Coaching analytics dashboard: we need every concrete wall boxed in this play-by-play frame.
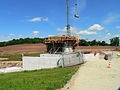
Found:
[40,54,61,57]
[23,52,84,70]
[23,56,60,70]
[62,53,84,67]
[83,53,99,61]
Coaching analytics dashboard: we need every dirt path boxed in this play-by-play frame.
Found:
[62,57,120,90]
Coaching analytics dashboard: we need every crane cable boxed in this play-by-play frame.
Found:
[74,0,80,18]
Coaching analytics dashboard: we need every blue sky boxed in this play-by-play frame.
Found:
[0,0,120,43]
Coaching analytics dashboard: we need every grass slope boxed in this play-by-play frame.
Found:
[0,53,22,61]
[0,66,78,90]
[0,52,45,61]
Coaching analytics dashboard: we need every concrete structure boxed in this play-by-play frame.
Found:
[83,53,100,61]
[44,36,79,53]
[23,52,84,70]
[23,55,60,70]
[61,52,84,67]
[0,67,22,74]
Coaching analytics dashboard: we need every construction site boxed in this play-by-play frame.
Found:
[0,0,120,90]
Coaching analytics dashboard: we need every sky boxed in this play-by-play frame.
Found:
[0,0,120,43]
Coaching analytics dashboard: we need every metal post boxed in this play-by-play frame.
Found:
[62,53,64,67]
[66,0,71,36]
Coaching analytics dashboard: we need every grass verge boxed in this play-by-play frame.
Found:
[0,53,22,61]
[0,52,45,61]
[0,66,79,90]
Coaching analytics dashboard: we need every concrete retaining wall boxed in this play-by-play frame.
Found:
[83,53,99,61]
[62,53,84,67]
[23,52,84,70]
[40,54,61,57]
[23,56,60,70]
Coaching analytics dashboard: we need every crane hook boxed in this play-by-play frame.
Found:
[74,1,80,18]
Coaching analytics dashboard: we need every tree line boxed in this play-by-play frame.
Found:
[79,39,109,46]
[79,37,119,46]
[0,37,119,47]
[0,38,44,47]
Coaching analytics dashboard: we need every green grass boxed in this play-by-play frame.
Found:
[0,52,46,61]
[0,53,22,61]
[0,66,79,90]
[23,52,45,57]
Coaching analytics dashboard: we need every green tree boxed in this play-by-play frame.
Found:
[90,40,97,46]
[110,37,119,46]
[79,39,89,46]
[101,41,106,46]
[79,39,109,46]
[0,38,44,47]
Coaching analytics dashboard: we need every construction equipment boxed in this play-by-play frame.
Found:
[45,36,80,53]
[74,0,80,18]
[66,0,71,36]
[45,0,80,53]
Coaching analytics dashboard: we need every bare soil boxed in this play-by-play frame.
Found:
[0,44,47,53]
[0,44,119,70]
[75,46,120,52]
[0,58,9,60]
[0,44,119,53]
[0,61,22,69]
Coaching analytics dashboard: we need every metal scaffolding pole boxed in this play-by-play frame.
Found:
[66,0,71,36]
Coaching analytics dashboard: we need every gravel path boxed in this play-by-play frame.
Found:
[62,57,120,90]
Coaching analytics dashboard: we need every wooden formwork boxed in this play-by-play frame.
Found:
[44,36,80,53]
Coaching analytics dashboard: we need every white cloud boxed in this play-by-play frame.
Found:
[0,36,10,41]
[103,33,112,40]
[78,30,97,35]
[9,34,15,36]
[106,33,120,38]
[88,24,104,31]
[27,17,48,22]
[105,33,119,39]
[0,34,25,42]
[103,13,120,24]
[106,33,111,36]
[78,24,104,35]
[113,35,120,37]
[57,24,104,35]
[31,31,40,36]
[48,34,54,37]
[0,34,16,41]
[99,33,120,41]
[18,35,23,38]
[116,26,120,28]
[7,34,16,39]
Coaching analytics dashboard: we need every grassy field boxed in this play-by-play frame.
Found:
[0,53,22,61]
[0,52,45,61]
[0,66,78,90]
